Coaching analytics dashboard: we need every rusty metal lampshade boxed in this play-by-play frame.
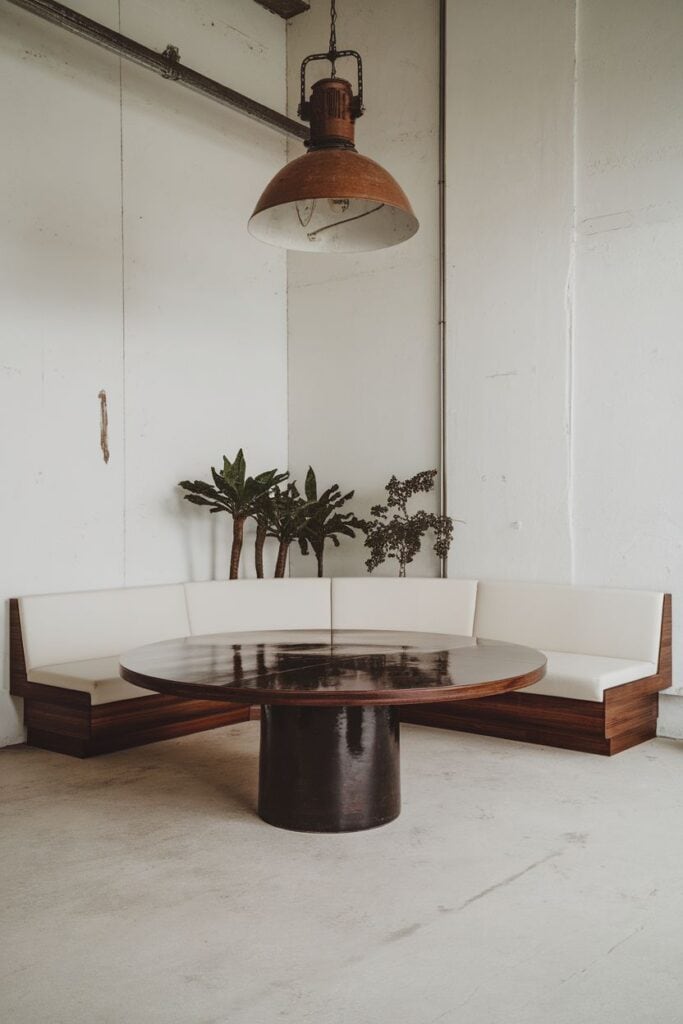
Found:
[249,67,418,253]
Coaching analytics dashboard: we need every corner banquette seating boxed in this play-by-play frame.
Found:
[10,578,670,758]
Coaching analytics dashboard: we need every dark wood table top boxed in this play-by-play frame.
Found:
[120,630,546,707]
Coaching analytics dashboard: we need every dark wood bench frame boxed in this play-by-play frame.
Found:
[9,599,250,757]
[403,595,672,755]
[10,594,671,758]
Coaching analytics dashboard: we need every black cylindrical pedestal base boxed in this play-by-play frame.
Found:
[258,705,401,833]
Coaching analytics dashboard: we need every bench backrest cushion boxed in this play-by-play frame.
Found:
[474,581,664,664]
[19,584,190,670]
[184,579,331,635]
[331,578,478,636]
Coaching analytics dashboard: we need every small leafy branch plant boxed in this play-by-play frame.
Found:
[297,468,358,577]
[357,469,454,577]
[180,450,287,579]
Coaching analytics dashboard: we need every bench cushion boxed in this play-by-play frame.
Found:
[522,651,657,702]
[19,585,190,670]
[474,582,663,665]
[28,657,153,705]
[184,579,331,635]
[331,578,478,635]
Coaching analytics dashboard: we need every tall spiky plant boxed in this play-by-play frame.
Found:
[297,467,358,577]
[253,490,284,579]
[265,482,313,578]
[180,450,287,579]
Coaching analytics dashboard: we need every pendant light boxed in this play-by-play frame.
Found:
[248,0,418,253]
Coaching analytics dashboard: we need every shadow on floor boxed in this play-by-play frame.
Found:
[3,723,261,822]
[129,730,260,816]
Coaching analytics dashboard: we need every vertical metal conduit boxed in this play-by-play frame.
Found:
[438,0,448,578]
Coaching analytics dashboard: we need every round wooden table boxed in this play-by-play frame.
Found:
[120,630,546,833]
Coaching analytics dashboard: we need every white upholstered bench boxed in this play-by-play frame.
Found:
[9,578,670,757]
[9,580,329,756]
[402,581,671,754]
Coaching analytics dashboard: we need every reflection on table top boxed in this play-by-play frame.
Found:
[120,630,547,707]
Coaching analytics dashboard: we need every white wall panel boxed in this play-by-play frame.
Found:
[119,0,288,586]
[286,0,441,578]
[572,0,683,689]
[0,0,288,745]
[445,0,576,583]
[0,1,123,745]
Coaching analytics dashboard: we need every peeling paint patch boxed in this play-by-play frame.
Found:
[98,390,110,464]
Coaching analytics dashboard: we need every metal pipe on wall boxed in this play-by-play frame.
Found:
[438,0,448,578]
[3,0,309,141]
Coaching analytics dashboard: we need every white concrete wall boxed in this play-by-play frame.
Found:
[0,0,288,746]
[3,0,682,746]
[445,0,683,704]
[286,0,441,578]
[445,0,576,582]
[572,0,683,693]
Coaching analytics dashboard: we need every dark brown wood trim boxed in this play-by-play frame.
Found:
[9,597,29,697]
[120,644,548,707]
[25,728,92,758]
[12,676,91,708]
[657,593,672,686]
[402,702,612,755]
[402,673,662,757]
[402,677,663,757]
[23,691,250,758]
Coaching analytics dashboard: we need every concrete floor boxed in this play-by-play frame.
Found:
[1,724,682,1024]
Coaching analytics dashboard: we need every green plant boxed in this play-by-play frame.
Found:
[357,469,454,577]
[297,467,358,577]
[252,493,274,579]
[179,450,287,579]
[266,482,314,578]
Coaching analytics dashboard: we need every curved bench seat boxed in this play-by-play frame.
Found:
[9,577,671,757]
[28,657,148,705]
[523,651,657,702]
[330,578,478,635]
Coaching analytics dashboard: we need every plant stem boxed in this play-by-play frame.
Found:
[274,540,289,578]
[254,522,267,579]
[316,549,324,578]
[230,516,246,579]
[399,536,407,577]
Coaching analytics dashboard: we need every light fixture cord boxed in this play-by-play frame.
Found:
[329,0,338,77]
[307,203,385,241]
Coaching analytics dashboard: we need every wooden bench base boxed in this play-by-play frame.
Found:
[403,594,671,756]
[20,682,249,758]
[402,677,661,755]
[17,685,660,758]
[9,599,250,758]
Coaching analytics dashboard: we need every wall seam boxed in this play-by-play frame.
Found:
[118,0,127,587]
[565,0,579,586]
[438,0,447,579]
[285,14,291,577]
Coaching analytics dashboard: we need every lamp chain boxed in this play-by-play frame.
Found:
[329,0,338,77]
